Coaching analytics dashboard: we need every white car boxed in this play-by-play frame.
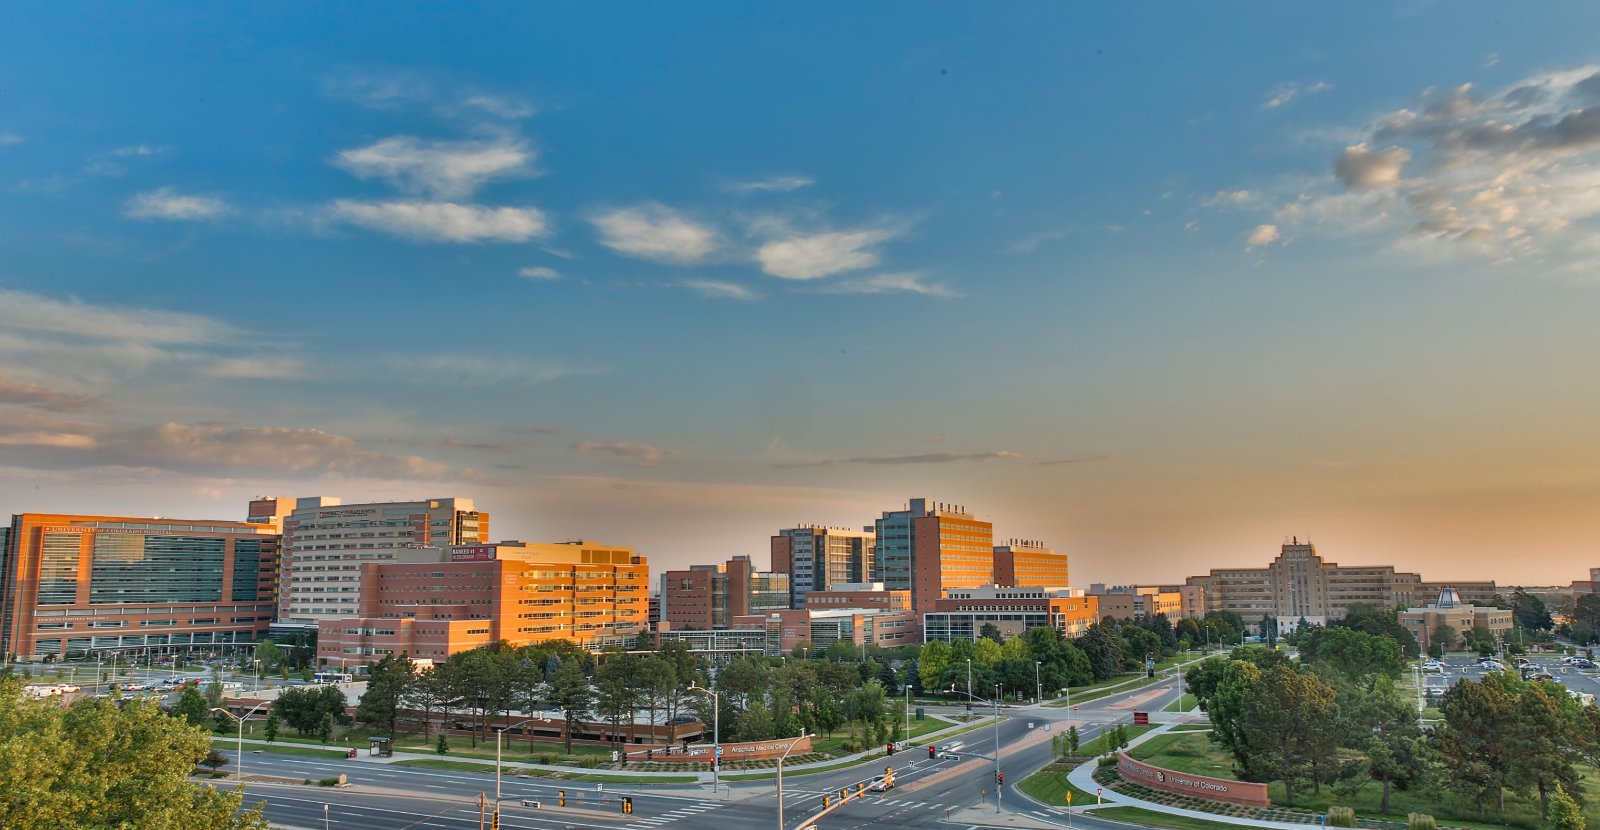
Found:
[868,776,893,793]
[1422,661,1444,672]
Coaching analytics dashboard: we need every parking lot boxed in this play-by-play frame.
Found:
[1420,654,1600,702]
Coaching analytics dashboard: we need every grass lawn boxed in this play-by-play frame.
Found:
[390,733,611,762]
[1126,730,1600,830]
[216,741,351,760]
[811,713,952,756]
[391,759,695,783]
[1163,693,1197,712]
[1096,806,1261,830]
[1018,763,1106,808]
[1077,723,1155,756]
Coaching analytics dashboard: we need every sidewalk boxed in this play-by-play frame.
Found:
[1059,721,1328,830]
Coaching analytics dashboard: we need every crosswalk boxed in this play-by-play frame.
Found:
[779,791,950,812]
[622,800,722,829]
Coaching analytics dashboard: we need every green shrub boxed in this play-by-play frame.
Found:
[1408,813,1437,830]
[1327,806,1356,827]
[1097,755,1118,768]
[538,754,557,765]
[318,777,341,787]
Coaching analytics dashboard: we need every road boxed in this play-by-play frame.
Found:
[219,670,1191,830]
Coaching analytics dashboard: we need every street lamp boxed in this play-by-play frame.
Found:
[210,701,271,783]
[495,717,542,822]
[966,658,973,712]
[774,731,812,830]
[1034,661,1042,705]
[686,684,721,790]
[322,803,329,830]
[992,683,1003,813]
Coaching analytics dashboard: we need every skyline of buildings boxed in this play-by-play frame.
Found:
[1,493,1594,663]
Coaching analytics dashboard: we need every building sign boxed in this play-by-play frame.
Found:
[451,546,496,562]
[679,736,812,760]
[42,526,157,535]
[1116,753,1270,807]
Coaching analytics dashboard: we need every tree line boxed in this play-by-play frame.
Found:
[1187,606,1600,822]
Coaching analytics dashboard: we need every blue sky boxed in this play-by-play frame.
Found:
[4,2,1600,585]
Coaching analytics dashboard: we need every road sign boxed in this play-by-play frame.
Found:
[714,746,723,757]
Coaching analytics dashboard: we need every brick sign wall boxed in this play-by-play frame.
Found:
[1116,752,1270,807]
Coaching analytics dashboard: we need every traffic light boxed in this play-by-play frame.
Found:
[886,742,894,755]
[490,815,499,830]
[839,788,848,801]
[622,797,633,814]
[857,783,865,797]
[647,748,653,761]
[928,746,936,759]
[996,772,1004,785]
[823,795,831,808]
[558,790,566,807]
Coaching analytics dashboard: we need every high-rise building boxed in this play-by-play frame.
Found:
[770,526,875,608]
[315,539,647,664]
[992,539,1068,587]
[0,512,279,660]
[872,498,994,610]
[660,555,790,630]
[276,498,488,629]
[1185,538,1425,628]
[1400,587,1514,651]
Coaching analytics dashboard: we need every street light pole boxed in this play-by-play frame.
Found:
[775,731,811,830]
[904,683,911,747]
[992,683,1002,813]
[966,659,972,712]
[494,716,540,822]
[210,701,270,783]
[1034,661,1042,705]
[687,685,721,791]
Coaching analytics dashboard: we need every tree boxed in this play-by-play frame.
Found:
[1218,662,1340,806]
[595,651,639,748]
[172,685,209,726]
[1514,589,1555,634]
[436,732,449,755]
[1547,784,1585,830]
[979,623,1005,643]
[1347,676,1428,813]
[1076,624,1125,681]
[1334,604,1420,658]
[1067,724,1080,755]
[1298,627,1405,682]
[1508,682,1583,816]
[201,748,230,775]
[264,710,278,744]
[356,652,415,740]
[253,639,282,674]
[317,712,334,744]
[1432,623,1460,653]
[0,680,267,829]
[549,658,593,754]
[1434,675,1518,812]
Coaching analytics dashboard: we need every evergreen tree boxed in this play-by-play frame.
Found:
[1547,784,1585,830]
[1067,724,1080,755]
[356,652,416,740]
[264,710,278,744]
[172,685,209,727]
[548,658,593,754]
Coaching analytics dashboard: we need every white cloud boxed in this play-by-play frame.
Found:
[728,175,815,193]
[1264,81,1334,109]
[0,132,22,147]
[1221,63,1600,270]
[460,94,536,120]
[683,279,759,301]
[590,204,718,264]
[111,145,161,157]
[756,228,896,280]
[1484,53,1501,68]
[1201,189,1258,208]
[107,423,451,479]
[1333,143,1412,189]
[325,71,534,122]
[518,266,560,280]
[817,272,957,297]
[1245,224,1281,249]
[0,376,99,411]
[328,199,548,243]
[0,431,97,449]
[332,135,533,198]
[571,441,675,466]
[0,288,234,346]
[123,187,231,221]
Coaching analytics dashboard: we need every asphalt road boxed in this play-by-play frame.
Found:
[1422,655,1600,700]
[219,672,1190,830]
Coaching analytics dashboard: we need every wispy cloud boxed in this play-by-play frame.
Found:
[1233,63,1600,270]
[727,175,815,193]
[590,204,718,264]
[0,288,234,346]
[1263,80,1334,109]
[784,449,1108,467]
[196,357,307,381]
[0,132,23,147]
[124,187,231,221]
[332,135,534,198]
[324,70,535,122]
[0,376,99,411]
[572,440,676,466]
[815,272,956,297]
[755,227,898,280]
[683,279,759,301]
[328,199,548,242]
[400,354,597,387]
[518,266,560,280]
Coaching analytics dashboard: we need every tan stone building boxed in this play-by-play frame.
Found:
[1400,587,1513,651]
[1185,539,1426,628]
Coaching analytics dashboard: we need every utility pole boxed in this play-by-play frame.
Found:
[992,683,1003,813]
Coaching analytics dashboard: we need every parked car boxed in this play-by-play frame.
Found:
[1529,672,1559,682]
[1422,660,1444,672]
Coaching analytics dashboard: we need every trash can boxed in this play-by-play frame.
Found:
[915,707,924,721]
